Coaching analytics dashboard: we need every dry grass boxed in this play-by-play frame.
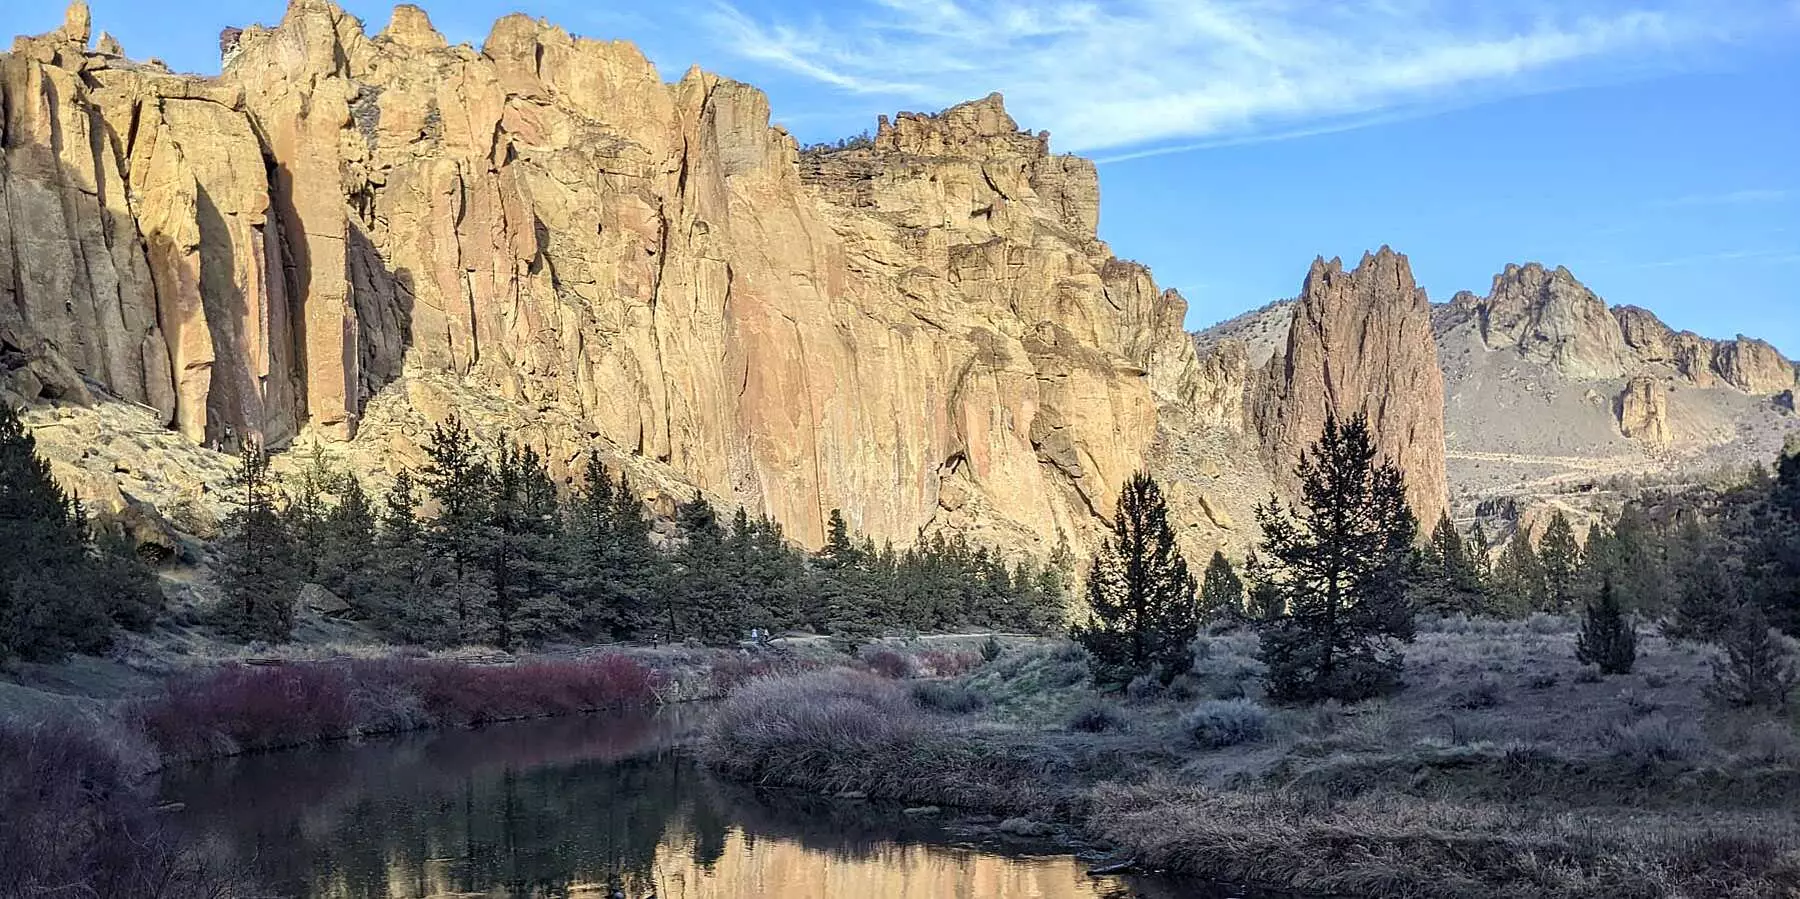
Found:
[705,620,1800,897]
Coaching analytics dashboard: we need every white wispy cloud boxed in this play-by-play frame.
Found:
[699,0,1794,153]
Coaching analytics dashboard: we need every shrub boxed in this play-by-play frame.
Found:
[981,635,1004,663]
[1066,699,1132,734]
[1183,698,1269,749]
[1125,674,1166,704]
[860,646,916,679]
[918,650,981,678]
[1166,674,1204,702]
[0,720,237,897]
[910,681,987,715]
[1603,714,1704,766]
[1188,633,1266,700]
[1448,677,1503,710]
[136,655,662,760]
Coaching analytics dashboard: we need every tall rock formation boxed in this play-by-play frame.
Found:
[0,2,1197,551]
[1253,248,1449,529]
[1469,263,1630,379]
[1618,376,1673,450]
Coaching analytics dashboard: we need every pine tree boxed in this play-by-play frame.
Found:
[666,492,742,644]
[1493,528,1548,617]
[1026,535,1076,633]
[0,404,159,662]
[1415,513,1485,615]
[1468,520,1494,585]
[1708,604,1798,710]
[1576,577,1637,675]
[809,509,881,639]
[212,440,300,643]
[317,472,378,607]
[1538,512,1582,614]
[1071,472,1198,685]
[419,419,496,644]
[1253,413,1417,704]
[370,469,448,644]
[1663,517,1740,643]
[1200,551,1246,622]
[485,442,570,649]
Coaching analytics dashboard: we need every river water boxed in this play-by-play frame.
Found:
[157,708,1212,899]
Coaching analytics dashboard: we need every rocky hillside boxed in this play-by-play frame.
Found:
[5,2,1787,567]
[0,1,1203,554]
[1196,260,1798,537]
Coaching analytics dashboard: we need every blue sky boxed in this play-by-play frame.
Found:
[5,1,1797,353]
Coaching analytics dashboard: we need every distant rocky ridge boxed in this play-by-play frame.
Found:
[2,2,1791,566]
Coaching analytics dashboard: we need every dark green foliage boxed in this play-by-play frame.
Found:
[664,493,743,645]
[1583,507,1668,615]
[1253,413,1417,704]
[1538,512,1582,614]
[1492,528,1548,617]
[1200,551,1246,622]
[484,442,571,649]
[212,441,300,643]
[417,418,497,644]
[0,405,160,663]
[1577,578,1637,676]
[1662,517,1743,644]
[1708,605,1797,710]
[1414,513,1487,615]
[1071,473,1199,685]
[981,635,1004,663]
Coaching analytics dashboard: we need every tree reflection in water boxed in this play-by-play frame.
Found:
[158,709,1228,899]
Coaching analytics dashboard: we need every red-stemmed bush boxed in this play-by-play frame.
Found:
[136,654,663,761]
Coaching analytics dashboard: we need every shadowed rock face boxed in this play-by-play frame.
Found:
[1253,247,1450,530]
[0,1,1200,551]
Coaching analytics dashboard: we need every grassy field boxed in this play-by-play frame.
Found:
[703,618,1800,898]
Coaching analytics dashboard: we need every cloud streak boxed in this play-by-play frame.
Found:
[700,0,1793,153]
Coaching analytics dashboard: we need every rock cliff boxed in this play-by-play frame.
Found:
[1252,248,1450,530]
[0,2,1199,552]
[1617,376,1673,450]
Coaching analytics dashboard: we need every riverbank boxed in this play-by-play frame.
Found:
[702,619,1800,898]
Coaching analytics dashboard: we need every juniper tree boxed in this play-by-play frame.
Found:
[565,452,654,639]
[0,404,159,662]
[212,440,300,643]
[1576,577,1637,675]
[1708,604,1798,710]
[1252,413,1417,704]
[1071,472,1198,685]
[1200,551,1246,622]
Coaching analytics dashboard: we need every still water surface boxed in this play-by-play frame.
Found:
[158,708,1207,899]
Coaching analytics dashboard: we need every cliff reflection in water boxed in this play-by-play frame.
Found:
[158,710,1177,899]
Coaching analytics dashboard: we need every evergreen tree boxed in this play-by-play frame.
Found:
[1492,528,1548,617]
[1468,520,1494,585]
[1252,413,1417,703]
[1200,551,1246,622]
[317,472,378,607]
[809,509,881,639]
[1538,512,1582,614]
[666,492,742,644]
[0,404,159,662]
[484,442,570,649]
[1071,472,1198,685]
[1662,517,1741,644]
[1027,535,1076,633]
[212,440,300,643]
[370,469,449,644]
[1576,577,1637,675]
[419,419,496,644]
[1415,513,1485,615]
[1708,604,1798,710]
[1747,438,1800,635]
[725,509,806,632]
